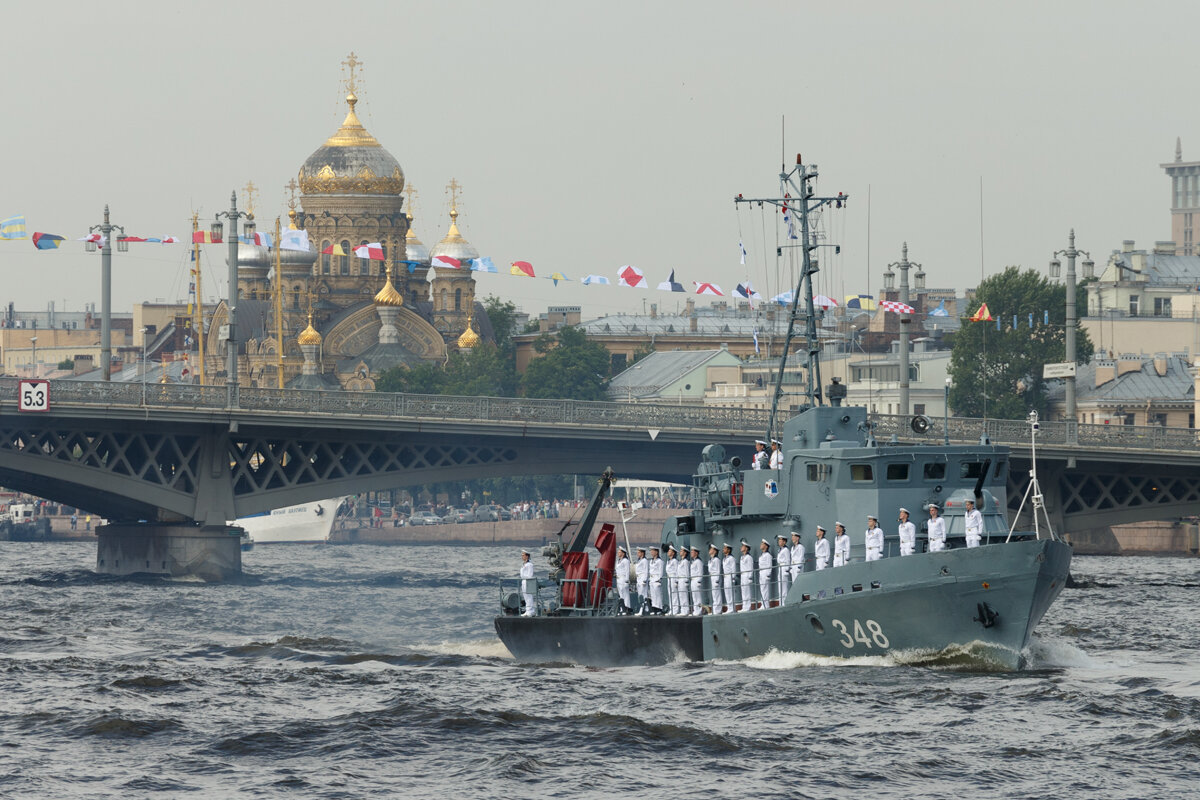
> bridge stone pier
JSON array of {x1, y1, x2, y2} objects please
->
[{"x1": 3, "y1": 378, "x2": 1200, "y2": 579}]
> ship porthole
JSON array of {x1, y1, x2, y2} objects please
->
[
  {"x1": 741, "y1": 629, "x2": 750, "y2": 643},
  {"x1": 807, "y1": 614, "x2": 825, "y2": 634},
  {"x1": 712, "y1": 631, "x2": 719, "y2": 645}
]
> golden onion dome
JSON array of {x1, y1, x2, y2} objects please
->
[
  {"x1": 456, "y1": 315, "x2": 481, "y2": 349},
  {"x1": 374, "y1": 264, "x2": 405, "y2": 307},
  {"x1": 430, "y1": 206, "x2": 479, "y2": 262},
  {"x1": 298, "y1": 92, "x2": 404, "y2": 197},
  {"x1": 297, "y1": 312, "x2": 323, "y2": 346}
]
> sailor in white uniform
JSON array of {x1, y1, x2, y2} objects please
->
[
  {"x1": 769, "y1": 439, "x2": 783, "y2": 470},
  {"x1": 615, "y1": 545, "x2": 632, "y2": 613},
  {"x1": 833, "y1": 522, "x2": 850, "y2": 567},
  {"x1": 790, "y1": 531, "x2": 805, "y2": 580},
  {"x1": 721, "y1": 543, "x2": 736, "y2": 613},
  {"x1": 676, "y1": 547, "x2": 691, "y2": 615},
  {"x1": 738, "y1": 540, "x2": 754, "y2": 612},
  {"x1": 689, "y1": 545, "x2": 705, "y2": 615},
  {"x1": 707, "y1": 544, "x2": 723, "y2": 614},
  {"x1": 964, "y1": 499, "x2": 983, "y2": 548},
  {"x1": 813, "y1": 526, "x2": 830, "y2": 570},
  {"x1": 665, "y1": 545, "x2": 680, "y2": 615},
  {"x1": 897, "y1": 508, "x2": 916, "y2": 556},
  {"x1": 519, "y1": 549, "x2": 536, "y2": 616},
  {"x1": 634, "y1": 545, "x2": 649, "y2": 614},
  {"x1": 757, "y1": 539, "x2": 774, "y2": 608},
  {"x1": 775, "y1": 533, "x2": 791, "y2": 604},
  {"x1": 648, "y1": 546, "x2": 665, "y2": 614},
  {"x1": 864, "y1": 515, "x2": 884, "y2": 562},
  {"x1": 751, "y1": 440, "x2": 769, "y2": 470},
  {"x1": 927, "y1": 504, "x2": 947, "y2": 552}
]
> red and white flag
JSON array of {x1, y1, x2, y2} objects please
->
[
  {"x1": 431, "y1": 255, "x2": 462, "y2": 269},
  {"x1": 693, "y1": 281, "x2": 723, "y2": 296},
  {"x1": 354, "y1": 242, "x2": 385, "y2": 261},
  {"x1": 879, "y1": 300, "x2": 915, "y2": 314},
  {"x1": 617, "y1": 265, "x2": 647, "y2": 288}
]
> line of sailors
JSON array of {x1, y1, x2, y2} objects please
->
[{"x1": 519, "y1": 498, "x2": 985, "y2": 616}]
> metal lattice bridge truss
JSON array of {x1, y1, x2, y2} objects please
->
[{"x1": 2, "y1": 378, "x2": 1200, "y2": 528}]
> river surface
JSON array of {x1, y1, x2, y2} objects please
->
[{"x1": 1, "y1": 542, "x2": 1197, "y2": 799}]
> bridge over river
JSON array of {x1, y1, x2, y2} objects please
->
[{"x1": 2, "y1": 377, "x2": 1198, "y2": 577}]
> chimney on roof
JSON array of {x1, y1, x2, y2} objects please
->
[
  {"x1": 690, "y1": 314, "x2": 698, "y2": 333},
  {"x1": 1154, "y1": 353, "x2": 1168, "y2": 377},
  {"x1": 685, "y1": 298, "x2": 695, "y2": 317},
  {"x1": 1122, "y1": 240, "x2": 1135, "y2": 253},
  {"x1": 1154, "y1": 241, "x2": 1177, "y2": 255},
  {"x1": 1095, "y1": 360, "x2": 1115, "y2": 387},
  {"x1": 649, "y1": 303, "x2": 657, "y2": 319},
  {"x1": 1117, "y1": 354, "x2": 1143, "y2": 377}
]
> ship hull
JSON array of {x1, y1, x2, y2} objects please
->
[
  {"x1": 231, "y1": 498, "x2": 345, "y2": 544},
  {"x1": 495, "y1": 538, "x2": 1070, "y2": 669}
]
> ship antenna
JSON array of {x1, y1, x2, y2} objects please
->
[
  {"x1": 1006, "y1": 411, "x2": 1057, "y2": 543},
  {"x1": 734, "y1": 153, "x2": 848, "y2": 441}
]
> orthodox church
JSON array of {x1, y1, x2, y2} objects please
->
[{"x1": 204, "y1": 55, "x2": 488, "y2": 391}]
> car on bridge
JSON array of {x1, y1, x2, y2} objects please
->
[{"x1": 408, "y1": 510, "x2": 443, "y2": 526}]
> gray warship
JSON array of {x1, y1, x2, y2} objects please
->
[{"x1": 494, "y1": 156, "x2": 1071, "y2": 669}]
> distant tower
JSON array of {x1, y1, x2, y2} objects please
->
[
  {"x1": 428, "y1": 179, "x2": 478, "y2": 342},
  {"x1": 1162, "y1": 137, "x2": 1200, "y2": 255}
]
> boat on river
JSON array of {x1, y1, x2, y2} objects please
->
[
  {"x1": 232, "y1": 497, "x2": 348, "y2": 544},
  {"x1": 493, "y1": 155, "x2": 1071, "y2": 669}
]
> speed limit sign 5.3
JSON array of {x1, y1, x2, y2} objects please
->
[{"x1": 18, "y1": 379, "x2": 49, "y2": 412}]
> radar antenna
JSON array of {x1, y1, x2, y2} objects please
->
[{"x1": 1006, "y1": 411, "x2": 1057, "y2": 542}]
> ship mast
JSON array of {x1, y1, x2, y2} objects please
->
[{"x1": 734, "y1": 154, "x2": 847, "y2": 440}]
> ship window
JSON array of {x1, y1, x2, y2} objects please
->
[
  {"x1": 923, "y1": 462, "x2": 946, "y2": 480},
  {"x1": 886, "y1": 463, "x2": 909, "y2": 481},
  {"x1": 994, "y1": 461, "x2": 1007, "y2": 480},
  {"x1": 960, "y1": 462, "x2": 985, "y2": 479},
  {"x1": 850, "y1": 464, "x2": 874, "y2": 482},
  {"x1": 806, "y1": 463, "x2": 831, "y2": 482}
]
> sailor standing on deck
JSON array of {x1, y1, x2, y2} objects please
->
[
  {"x1": 676, "y1": 546, "x2": 692, "y2": 615},
  {"x1": 634, "y1": 546, "x2": 649, "y2": 615},
  {"x1": 721, "y1": 543, "x2": 736, "y2": 613},
  {"x1": 769, "y1": 439, "x2": 783, "y2": 470},
  {"x1": 865, "y1": 515, "x2": 884, "y2": 562},
  {"x1": 615, "y1": 545, "x2": 632, "y2": 613},
  {"x1": 648, "y1": 546, "x2": 665, "y2": 614},
  {"x1": 739, "y1": 540, "x2": 754, "y2": 612},
  {"x1": 896, "y1": 508, "x2": 916, "y2": 556},
  {"x1": 689, "y1": 545, "x2": 705, "y2": 615},
  {"x1": 927, "y1": 504, "x2": 947, "y2": 552},
  {"x1": 790, "y1": 531, "x2": 805, "y2": 580},
  {"x1": 707, "y1": 544, "x2": 723, "y2": 614},
  {"x1": 752, "y1": 440, "x2": 769, "y2": 470},
  {"x1": 833, "y1": 522, "x2": 850, "y2": 567},
  {"x1": 814, "y1": 526, "x2": 830, "y2": 570},
  {"x1": 775, "y1": 533, "x2": 792, "y2": 603},
  {"x1": 665, "y1": 545, "x2": 680, "y2": 615},
  {"x1": 758, "y1": 539, "x2": 774, "y2": 608},
  {"x1": 964, "y1": 499, "x2": 983, "y2": 548},
  {"x1": 519, "y1": 549, "x2": 536, "y2": 617}
]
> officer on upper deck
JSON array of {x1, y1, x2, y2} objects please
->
[
  {"x1": 752, "y1": 440, "x2": 769, "y2": 470},
  {"x1": 964, "y1": 499, "x2": 983, "y2": 548},
  {"x1": 927, "y1": 504, "x2": 947, "y2": 552},
  {"x1": 769, "y1": 439, "x2": 783, "y2": 470}
]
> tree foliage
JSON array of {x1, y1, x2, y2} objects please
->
[
  {"x1": 949, "y1": 266, "x2": 1094, "y2": 419},
  {"x1": 522, "y1": 326, "x2": 611, "y2": 400}
]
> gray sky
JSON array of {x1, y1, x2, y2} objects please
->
[{"x1": 2, "y1": 0, "x2": 1196, "y2": 321}]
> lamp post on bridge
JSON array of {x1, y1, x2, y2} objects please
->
[
  {"x1": 87, "y1": 206, "x2": 128, "y2": 381},
  {"x1": 1049, "y1": 229, "x2": 1094, "y2": 425},
  {"x1": 30, "y1": 336, "x2": 37, "y2": 379},
  {"x1": 140, "y1": 327, "x2": 148, "y2": 407},
  {"x1": 212, "y1": 192, "x2": 255, "y2": 408}
]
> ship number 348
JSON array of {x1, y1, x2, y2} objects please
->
[{"x1": 831, "y1": 618, "x2": 889, "y2": 649}]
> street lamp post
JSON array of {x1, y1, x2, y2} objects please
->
[
  {"x1": 1049, "y1": 229, "x2": 1094, "y2": 427},
  {"x1": 140, "y1": 327, "x2": 148, "y2": 407},
  {"x1": 943, "y1": 377, "x2": 951, "y2": 446},
  {"x1": 213, "y1": 191, "x2": 254, "y2": 408},
  {"x1": 87, "y1": 205, "x2": 128, "y2": 381},
  {"x1": 30, "y1": 336, "x2": 37, "y2": 378},
  {"x1": 884, "y1": 243, "x2": 925, "y2": 418}
]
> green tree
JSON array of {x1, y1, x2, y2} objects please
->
[
  {"x1": 522, "y1": 326, "x2": 610, "y2": 400},
  {"x1": 444, "y1": 343, "x2": 518, "y2": 397},
  {"x1": 481, "y1": 295, "x2": 519, "y2": 358},
  {"x1": 375, "y1": 362, "x2": 448, "y2": 394},
  {"x1": 949, "y1": 266, "x2": 1094, "y2": 419}
]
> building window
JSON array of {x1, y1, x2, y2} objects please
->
[
  {"x1": 611, "y1": 353, "x2": 626, "y2": 372},
  {"x1": 321, "y1": 241, "x2": 331, "y2": 274},
  {"x1": 1154, "y1": 297, "x2": 1172, "y2": 317},
  {"x1": 292, "y1": 286, "x2": 301, "y2": 309},
  {"x1": 359, "y1": 241, "x2": 369, "y2": 275},
  {"x1": 913, "y1": 403, "x2": 926, "y2": 415},
  {"x1": 454, "y1": 288, "x2": 462, "y2": 311},
  {"x1": 339, "y1": 240, "x2": 351, "y2": 275},
  {"x1": 1151, "y1": 413, "x2": 1168, "y2": 427},
  {"x1": 439, "y1": 289, "x2": 447, "y2": 311},
  {"x1": 1128, "y1": 295, "x2": 1140, "y2": 317}
]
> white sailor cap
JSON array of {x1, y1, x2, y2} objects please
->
[
  {"x1": 690, "y1": 544, "x2": 701, "y2": 552},
  {"x1": 928, "y1": 503, "x2": 940, "y2": 511},
  {"x1": 791, "y1": 530, "x2": 802, "y2": 538},
  {"x1": 650, "y1": 545, "x2": 660, "y2": 552},
  {"x1": 667, "y1": 544, "x2": 677, "y2": 552},
  {"x1": 899, "y1": 507, "x2": 910, "y2": 514},
  {"x1": 776, "y1": 533, "x2": 788, "y2": 541},
  {"x1": 771, "y1": 438, "x2": 782, "y2": 445},
  {"x1": 740, "y1": 539, "x2": 751, "y2": 547},
  {"x1": 617, "y1": 544, "x2": 627, "y2": 553},
  {"x1": 867, "y1": 514, "x2": 877, "y2": 521},
  {"x1": 761, "y1": 538, "x2": 771, "y2": 546},
  {"x1": 754, "y1": 439, "x2": 767, "y2": 446},
  {"x1": 708, "y1": 542, "x2": 718, "y2": 551},
  {"x1": 521, "y1": 549, "x2": 530, "y2": 556},
  {"x1": 965, "y1": 498, "x2": 975, "y2": 505},
  {"x1": 835, "y1": 521, "x2": 845, "y2": 529},
  {"x1": 722, "y1": 542, "x2": 733, "y2": 550},
  {"x1": 636, "y1": 545, "x2": 646, "y2": 552},
  {"x1": 816, "y1": 525, "x2": 826, "y2": 533}
]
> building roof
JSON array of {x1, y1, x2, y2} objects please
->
[
  {"x1": 1048, "y1": 354, "x2": 1195, "y2": 404},
  {"x1": 608, "y1": 348, "x2": 737, "y2": 399},
  {"x1": 1107, "y1": 247, "x2": 1200, "y2": 287}
]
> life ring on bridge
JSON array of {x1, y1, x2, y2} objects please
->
[{"x1": 731, "y1": 482, "x2": 743, "y2": 508}]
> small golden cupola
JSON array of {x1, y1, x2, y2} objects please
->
[
  {"x1": 456, "y1": 314, "x2": 481, "y2": 350},
  {"x1": 373, "y1": 263, "x2": 405, "y2": 307},
  {"x1": 297, "y1": 311, "x2": 323, "y2": 346}
]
